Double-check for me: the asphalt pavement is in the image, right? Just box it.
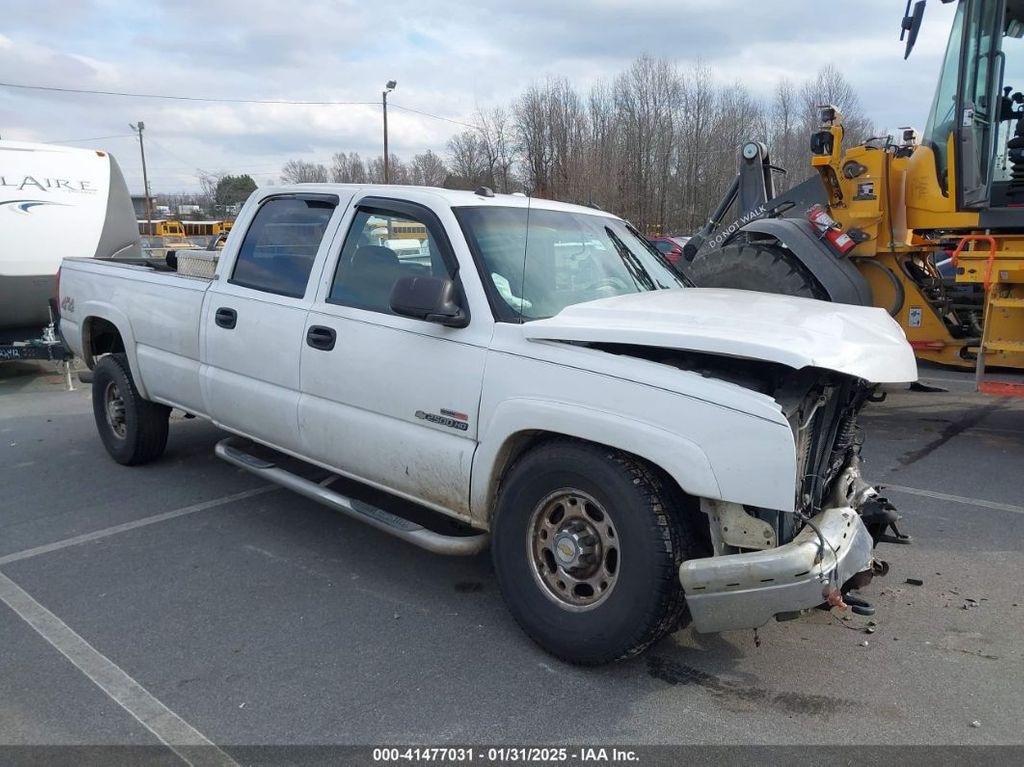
[1,359,1022,752]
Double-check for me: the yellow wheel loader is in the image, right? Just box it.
[684,0,1024,395]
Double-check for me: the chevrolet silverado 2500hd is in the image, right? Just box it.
[58,184,917,664]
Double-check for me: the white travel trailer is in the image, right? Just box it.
[0,140,141,337]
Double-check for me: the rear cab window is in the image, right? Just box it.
[230,195,338,298]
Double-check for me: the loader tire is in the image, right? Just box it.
[92,353,170,466]
[683,240,827,300]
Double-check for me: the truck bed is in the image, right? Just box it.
[63,254,215,280]
[59,256,212,412]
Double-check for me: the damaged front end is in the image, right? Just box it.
[524,288,918,634]
[674,363,909,634]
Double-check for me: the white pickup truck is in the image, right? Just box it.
[58,184,917,664]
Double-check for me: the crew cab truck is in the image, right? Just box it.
[58,184,917,664]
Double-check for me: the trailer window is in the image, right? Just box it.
[230,196,337,298]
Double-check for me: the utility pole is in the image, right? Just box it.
[382,80,396,183]
[129,121,152,226]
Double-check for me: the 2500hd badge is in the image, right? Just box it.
[415,409,469,431]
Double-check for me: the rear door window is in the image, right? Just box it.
[230,195,338,298]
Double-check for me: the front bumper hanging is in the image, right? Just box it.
[679,505,875,634]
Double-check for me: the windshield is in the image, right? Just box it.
[922,0,965,193]
[456,206,688,322]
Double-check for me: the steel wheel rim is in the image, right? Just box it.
[527,488,620,611]
[104,381,127,439]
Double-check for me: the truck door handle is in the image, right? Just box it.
[215,307,237,329]
[306,325,337,351]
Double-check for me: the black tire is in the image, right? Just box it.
[491,440,697,665]
[684,240,827,299]
[91,353,170,466]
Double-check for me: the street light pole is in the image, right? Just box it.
[382,80,396,183]
[130,121,152,226]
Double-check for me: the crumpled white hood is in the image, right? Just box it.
[524,288,918,383]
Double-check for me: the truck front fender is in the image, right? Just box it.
[733,217,873,306]
[470,398,723,525]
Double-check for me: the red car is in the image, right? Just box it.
[646,236,690,265]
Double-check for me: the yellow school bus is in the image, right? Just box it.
[138,220,187,238]
[181,220,234,238]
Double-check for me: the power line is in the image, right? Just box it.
[0,80,480,130]
[0,80,377,106]
[45,133,136,144]
[145,136,212,174]
[123,164,284,174]
[141,140,281,183]
[390,103,481,130]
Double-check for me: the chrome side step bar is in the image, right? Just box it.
[215,437,489,556]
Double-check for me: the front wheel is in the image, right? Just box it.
[91,353,170,465]
[492,441,696,665]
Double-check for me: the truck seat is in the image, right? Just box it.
[333,245,402,311]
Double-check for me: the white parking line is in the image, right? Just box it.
[0,486,276,567]
[884,484,1024,515]
[0,571,238,766]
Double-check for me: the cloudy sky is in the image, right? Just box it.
[0,0,958,193]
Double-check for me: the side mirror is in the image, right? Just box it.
[390,275,468,328]
[900,0,926,60]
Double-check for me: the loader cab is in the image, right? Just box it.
[920,0,1024,223]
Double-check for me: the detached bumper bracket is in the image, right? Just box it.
[679,506,874,634]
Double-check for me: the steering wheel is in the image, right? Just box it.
[586,276,632,296]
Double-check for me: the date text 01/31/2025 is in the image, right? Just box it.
[371,746,640,762]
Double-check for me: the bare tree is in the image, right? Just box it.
[513,82,554,196]
[197,171,223,207]
[770,78,804,191]
[675,61,718,232]
[478,106,518,193]
[410,150,449,186]
[801,64,875,143]
[269,57,877,238]
[613,55,682,232]
[584,82,621,212]
[280,160,329,183]
[330,152,368,183]
[548,78,589,204]
[447,130,490,188]
[362,154,409,184]
[388,154,410,184]
[707,82,764,204]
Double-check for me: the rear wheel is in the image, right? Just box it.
[492,440,696,665]
[91,353,170,465]
[684,240,827,299]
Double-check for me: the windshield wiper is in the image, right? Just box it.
[605,227,657,291]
